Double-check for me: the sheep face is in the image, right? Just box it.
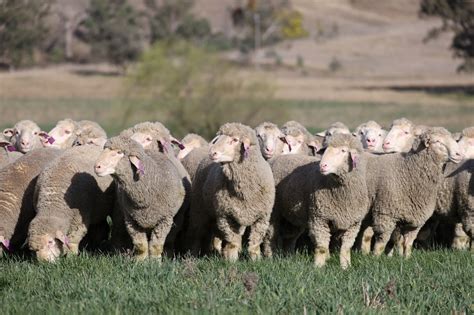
[74,134,107,148]
[319,145,359,176]
[32,233,67,263]
[458,136,474,159]
[44,119,77,149]
[255,124,284,159]
[323,124,350,147]
[424,130,463,163]
[282,133,305,155]
[356,122,386,152]
[95,148,125,176]
[177,139,201,160]
[383,122,414,153]
[209,134,248,163]
[130,132,154,149]
[3,120,46,153]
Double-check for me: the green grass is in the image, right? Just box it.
[0,251,472,314]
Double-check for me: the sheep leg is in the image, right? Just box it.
[360,226,374,255]
[216,216,242,262]
[373,219,396,257]
[186,214,211,256]
[387,227,404,257]
[67,220,88,256]
[262,210,281,258]
[308,220,331,268]
[401,226,422,258]
[150,217,174,261]
[452,223,469,250]
[282,225,305,253]
[124,214,148,261]
[248,216,270,261]
[339,223,361,270]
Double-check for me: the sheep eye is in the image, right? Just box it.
[232,138,239,143]
[146,137,152,141]
[341,149,347,153]
[65,130,71,134]
[404,131,409,135]
[117,151,122,155]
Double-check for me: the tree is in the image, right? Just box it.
[420,0,474,72]
[80,0,144,67]
[0,0,52,68]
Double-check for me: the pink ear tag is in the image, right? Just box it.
[48,137,55,144]
[244,147,249,159]
[172,140,185,150]
[137,161,145,175]
[6,145,17,152]
[351,154,359,169]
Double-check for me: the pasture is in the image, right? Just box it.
[1,251,472,314]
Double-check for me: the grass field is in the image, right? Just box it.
[1,98,473,138]
[0,250,472,314]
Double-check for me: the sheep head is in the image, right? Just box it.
[319,134,362,176]
[95,136,145,178]
[458,127,474,159]
[354,120,386,152]
[126,121,184,154]
[383,118,415,153]
[177,133,208,160]
[417,127,463,164]
[255,122,285,160]
[3,120,48,153]
[43,119,78,149]
[209,123,257,163]
[30,230,69,263]
[322,121,350,148]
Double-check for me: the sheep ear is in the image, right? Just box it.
[55,230,69,247]
[170,136,185,150]
[308,139,321,153]
[210,135,220,145]
[242,138,251,159]
[316,130,326,137]
[3,128,14,138]
[0,236,10,251]
[157,138,169,154]
[0,140,10,147]
[129,155,145,176]
[280,136,292,152]
[39,131,55,144]
[89,138,107,148]
[350,150,359,169]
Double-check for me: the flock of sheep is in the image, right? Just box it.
[0,117,472,269]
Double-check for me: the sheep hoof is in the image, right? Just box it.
[223,243,239,262]
[212,237,222,253]
[452,237,470,250]
[314,247,329,268]
[66,243,79,256]
[149,244,164,259]
[248,245,261,261]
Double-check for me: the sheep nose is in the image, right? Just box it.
[383,141,390,148]
[94,164,102,171]
[367,138,375,144]
[21,140,29,146]
[265,147,273,153]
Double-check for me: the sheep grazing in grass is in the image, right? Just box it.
[255,122,286,160]
[187,123,275,261]
[268,134,368,269]
[280,121,322,156]
[0,148,63,256]
[353,121,387,153]
[177,133,208,160]
[95,135,185,261]
[3,120,50,153]
[28,145,114,262]
[368,127,463,258]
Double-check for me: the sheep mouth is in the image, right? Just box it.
[449,156,462,164]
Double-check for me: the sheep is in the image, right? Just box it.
[177,133,208,160]
[280,121,322,156]
[0,148,63,256]
[94,135,185,261]
[353,121,387,153]
[118,122,191,252]
[178,134,209,181]
[187,123,275,261]
[0,138,23,169]
[28,145,114,262]
[44,119,107,148]
[3,120,50,153]
[255,122,286,160]
[368,127,463,258]
[458,127,474,159]
[382,118,417,153]
[317,121,351,148]
[268,134,368,269]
